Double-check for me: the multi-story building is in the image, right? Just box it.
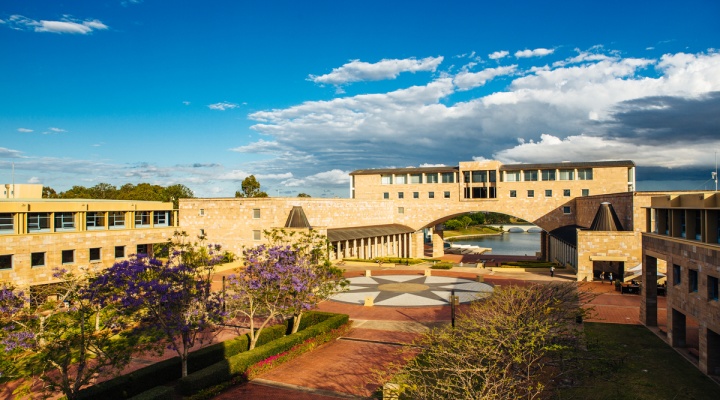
[0,185,178,291]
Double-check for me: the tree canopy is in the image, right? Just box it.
[234,175,268,198]
[42,183,194,208]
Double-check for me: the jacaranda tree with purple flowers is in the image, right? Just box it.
[91,231,228,378]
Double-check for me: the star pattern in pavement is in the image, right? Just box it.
[331,275,494,307]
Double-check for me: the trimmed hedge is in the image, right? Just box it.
[431,262,454,269]
[77,311,338,400]
[177,313,350,395]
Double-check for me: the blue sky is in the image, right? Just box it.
[2,0,719,198]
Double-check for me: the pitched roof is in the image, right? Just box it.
[327,224,415,242]
[284,206,311,228]
[589,202,625,231]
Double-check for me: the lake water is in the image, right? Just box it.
[451,232,541,256]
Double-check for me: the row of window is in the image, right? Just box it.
[504,168,593,182]
[0,244,153,270]
[673,264,720,301]
[510,189,590,198]
[0,211,171,234]
[384,191,452,199]
[379,168,594,185]
[383,189,589,200]
[381,172,456,185]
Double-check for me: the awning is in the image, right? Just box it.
[327,224,415,242]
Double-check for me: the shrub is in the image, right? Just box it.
[431,262,454,269]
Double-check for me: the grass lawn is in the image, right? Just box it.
[557,323,719,400]
[443,226,502,238]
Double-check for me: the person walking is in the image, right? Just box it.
[550,265,555,278]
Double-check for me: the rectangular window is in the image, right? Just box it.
[444,191,451,199]
[153,211,169,226]
[381,175,393,185]
[253,230,261,241]
[428,192,435,199]
[413,192,419,199]
[398,207,404,214]
[582,189,590,197]
[395,175,407,184]
[578,168,593,180]
[472,171,487,183]
[28,212,51,232]
[510,190,517,198]
[689,269,698,293]
[527,190,535,198]
[410,174,422,184]
[523,170,538,181]
[135,211,151,227]
[115,246,125,259]
[31,252,45,267]
[545,190,552,197]
[563,189,571,197]
[86,212,105,230]
[426,173,438,183]
[54,212,75,231]
[563,206,571,214]
[441,172,455,183]
[505,171,520,182]
[489,171,497,183]
[61,249,74,264]
[398,192,404,199]
[383,192,389,199]
[89,248,101,262]
[673,264,681,285]
[0,255,12,270]
[559,169,574,180]
[199,209,205,216]
[137,244,149,255]
[541,169,556,181]
[253,208,261,219]
[0,213,14,233]
[709,276,719,301]
[109,212,125,228]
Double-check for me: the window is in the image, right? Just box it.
[413,192,419,199]
[524,170,538,181]
[398,192,404,199]
[383,192,389,199]
[398,207,404,214]
[381,175,393,185]
[709,276,719,301]
[54,212,75,231]
[395,175,407,184]
[505,171,520,182]
[253,208,261,219]
[28,213,51,232]
[199,209,205,216]
[253,230,261,240]
[410,174,422,184]
[463,172,470,183]
[31,252,45,267]
[541,169,556,181]
[0,255,12,270]
[441,172,455,183]
[61,250,74,264]
[426,173,438,183]
[109,212,125,228]
[545,190,552,197]
[472,171,487,183]
[0,213,14,233]
[673,264,681,285]
[559,169,574,180]
[137,244,149,255]
[444,191,451,199]
[689,269,698,293]
[582,189,590,197]
[563,189,571,197]
[115,246,125,259]
[527,190,535,198]
[89,248,101,262]
[563,206,571,214]
[135,211,151,227]
[86,212,105,230]
[428,192,435,199]
[154,211,169,226]
[510,190,517,198]
[489,171,497,182]
[578,168,593,180]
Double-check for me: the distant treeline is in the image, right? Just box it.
[42,183,194,208]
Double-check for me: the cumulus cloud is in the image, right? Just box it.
[454,65,517,91]
[229,139,283,153]
[17,128,33,133]
[208,102,239,111]
[27,177,41,184]
[488,50,509,60]
[308,56,444,85]
[515,48,555,58]
[0,147,24,158]
[4,15,108,34]
[281,169,350,187]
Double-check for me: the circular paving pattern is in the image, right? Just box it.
[330,275,494,307]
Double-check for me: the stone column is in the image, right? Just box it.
[432,229,445,258]
[640,253,658,326]
[411,231,425,259]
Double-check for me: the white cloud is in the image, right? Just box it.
[17,128,33,133]
[229,140,283,153]
[5,15,108,34]
[216,170,251,180]
[308,56,444,85]
[0,147,24,158]
[27,177,41,184]
[515,48,555,58]
[256,172,293,180]
[49,127,66,132]
[281,169,350,187]
[454,65,517,91]
[208,102,239,111]
[488,50,509,60]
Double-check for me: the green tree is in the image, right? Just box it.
[164,184,194,208]
[297,193,311,198]
[60,185,92,199]
[42,186,58,198]
[235,175,268,198]
[89,183,118,199]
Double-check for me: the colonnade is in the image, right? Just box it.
[332,232,417,260]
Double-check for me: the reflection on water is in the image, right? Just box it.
[452,232,541,256]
